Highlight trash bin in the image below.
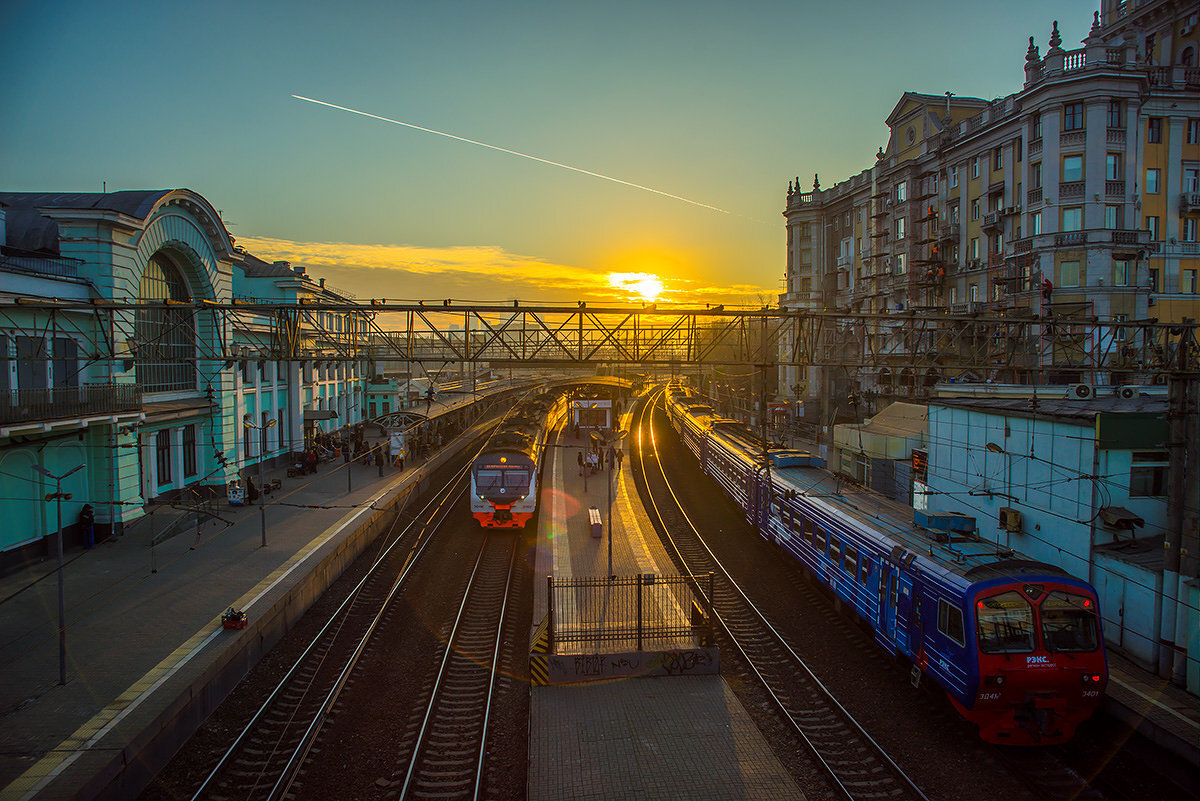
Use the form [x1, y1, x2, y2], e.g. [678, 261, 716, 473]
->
[589, 506, 602, 538]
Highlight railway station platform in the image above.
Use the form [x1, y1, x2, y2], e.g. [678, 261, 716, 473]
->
[0, 392, 495, 801]
[527, 412, 805, 800]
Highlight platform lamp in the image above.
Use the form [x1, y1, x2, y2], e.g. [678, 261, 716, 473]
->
[32, 463, 83, 685]
[244, 414, 276, 548]
[591, 428, 629, 579]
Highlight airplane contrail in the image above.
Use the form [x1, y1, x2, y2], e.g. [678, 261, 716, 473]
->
[291, 94, 729, 215]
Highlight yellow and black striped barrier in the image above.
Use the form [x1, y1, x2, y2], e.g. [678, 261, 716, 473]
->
[530, 614, 550, 686]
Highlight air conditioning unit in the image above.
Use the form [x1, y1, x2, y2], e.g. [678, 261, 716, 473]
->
[999, 507, 1023, 533]
[1117, 386, 1138, 400]
[1068, 383, 1094, 399]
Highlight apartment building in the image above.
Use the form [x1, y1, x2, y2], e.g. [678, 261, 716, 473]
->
[781, 0, 1199, 407]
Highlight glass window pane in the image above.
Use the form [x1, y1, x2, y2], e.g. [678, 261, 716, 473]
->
[976, 591, 1035, 654]
[1040, 592, 1100, 652]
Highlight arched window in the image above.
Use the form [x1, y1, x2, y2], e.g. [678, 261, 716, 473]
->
[136, 252, 196, 392]
[1180, 46, 1195, 67]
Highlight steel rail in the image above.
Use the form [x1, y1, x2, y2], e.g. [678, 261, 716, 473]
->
[189, 458, 473, 801]
[399, 534, 518, 800]
[632, 388, 932, 801]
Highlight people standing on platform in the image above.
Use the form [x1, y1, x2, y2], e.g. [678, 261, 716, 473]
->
[616, 448, 624, 472]
[245, 473, 260, 503]
[577, 449, 584, 476]
[304, 449, 318, 474]
[79, 504, 95, 549]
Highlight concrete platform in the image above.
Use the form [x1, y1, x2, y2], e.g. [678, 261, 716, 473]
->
[528, 410, 804, 799]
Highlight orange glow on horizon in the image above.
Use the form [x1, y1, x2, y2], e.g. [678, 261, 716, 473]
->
[607, 272, 665, 302]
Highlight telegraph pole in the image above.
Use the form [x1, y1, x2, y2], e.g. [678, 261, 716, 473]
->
[1162, 320, 1197, 684]
[33, 463, 83, 685]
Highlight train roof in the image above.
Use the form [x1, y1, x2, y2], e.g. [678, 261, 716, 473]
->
[768, 463, 1059, 584]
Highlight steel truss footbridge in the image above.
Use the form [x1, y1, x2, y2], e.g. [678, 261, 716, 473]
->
[2, 299, 1196, 382]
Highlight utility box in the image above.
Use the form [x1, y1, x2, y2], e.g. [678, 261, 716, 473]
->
[588, 506, 602, 538]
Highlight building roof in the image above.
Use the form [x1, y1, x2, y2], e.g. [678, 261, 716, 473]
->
[933, 394, 1169, 423]
[857, 401, 928, 438]
[0, 191, 174, 255]
[240, 251, 301, 278]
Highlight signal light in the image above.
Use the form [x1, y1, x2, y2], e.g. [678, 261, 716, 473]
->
[1082, 673, 1102, 684]
[1083, 599, 1092, 607]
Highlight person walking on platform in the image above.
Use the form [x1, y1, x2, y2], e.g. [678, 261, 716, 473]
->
[79, 504, 95, 549]
[616, 448, 624, 472]
[577, 449, 584, 476]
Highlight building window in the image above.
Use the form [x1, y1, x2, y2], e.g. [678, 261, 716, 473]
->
[1107, 100, 1122, 129]
[53, 338, 79, 389]
[1033, 114, 1043, 139]
[1015, 137, 1023, 162]
[261, 410, 271, 454]
[1060, 261, 1080, 287]
[1104, 205, 1121, 229]
[1130, 452, 1167, 496]
[993, 147, 1003, 171]
[1149, 268, 1159, 292]
[1062, 155, 1083, 183]
[969, 283, 979, 303]
[1062, 207, 1083, 231]
[243, 421, 252, 461]
[970, 238, 980, 259]
[895, 217, 906, 239]
[949, 285, 958, 305]
[1185, 167, 1199, 193]
[895, 253, 906, 274]
[1114, 313, 1128, 340]
[277, 408, 287, 452]
[156, 429, 172, 487]
[1032, 211, 1042, 235]
[1185, 217, 1199, 243]
[971, 198, 980, 220]
[992, 234, 1003, 253]
[183, 424, 197, 478]
[1147, 117, 1162, 144]
[1113, 260, 1129, 286]
[1106, 153, 1122, 180]
[1145, 215, 1159, 240]
[1063, 102, 1084, 131]
[949, 166, 958, 188]
[896, 182, 907, 202]
[136, 252, 195, 394]
[16, 336, 49, 390]
[1184, 269, 1199, 294]
[1189, 120, 1199, 145]
[972, 159, 980, 179]
[1031, 162, 1042, 188]
[1145, 168, 1160, 193]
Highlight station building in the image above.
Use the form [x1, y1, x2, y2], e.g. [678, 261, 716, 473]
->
[780, 0, 1199, 407]
[0, 189, 367, 569]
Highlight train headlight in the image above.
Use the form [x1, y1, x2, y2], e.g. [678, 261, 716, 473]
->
[984, 675, 1005, 687]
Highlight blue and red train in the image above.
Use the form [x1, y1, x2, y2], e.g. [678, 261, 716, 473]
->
[663, 385, 1107, 745]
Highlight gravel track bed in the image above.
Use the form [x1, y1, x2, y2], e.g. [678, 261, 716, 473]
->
[140, 449, 534, 801]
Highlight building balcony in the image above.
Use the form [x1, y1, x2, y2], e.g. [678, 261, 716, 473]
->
[1010, 228, 1150, 254]
[1181, 192, 1200, 214]
[1106, 128, 1126, 145]
[1060, 130, 1086, 148]
[938, 223, 960, 242]
[1027, 187, 1043, 206]
[1106, 180, 1126, 198]
[982, 212, 1004, 232]
[0, 383, 142, 426]
[1060, 181, 1085, 199]
[1029, 138, 1043, 158]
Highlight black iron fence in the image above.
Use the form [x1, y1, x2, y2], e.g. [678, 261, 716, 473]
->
[547, 573, 713, 654]
[0, 383, 142, 425]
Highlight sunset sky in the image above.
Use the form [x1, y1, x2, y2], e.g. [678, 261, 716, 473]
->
[1, 0, 1092, 305]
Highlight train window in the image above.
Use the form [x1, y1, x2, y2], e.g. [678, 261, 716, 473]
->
[844, 546, 858, 578]
[811, 525, 826, 553]
[976, 591, 1035, 654]
[829, 535, 841, 564]
[801, 517, 816, 546]
[476, 470, 503, 492]
[503, 470, 531, 488]
[790, 515, 805, 541]
[937, 599, 966, 646]
[861, 557, 873, 581]
[1040, 592, 1100, 652]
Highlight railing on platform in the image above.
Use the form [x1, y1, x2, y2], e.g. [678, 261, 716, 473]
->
[546, 573, 713, 654]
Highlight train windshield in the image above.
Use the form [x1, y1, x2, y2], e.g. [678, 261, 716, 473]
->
[1040, 591, 1101, 652]
[475, 469, 531, 494]
[976, 591, 1036, 654]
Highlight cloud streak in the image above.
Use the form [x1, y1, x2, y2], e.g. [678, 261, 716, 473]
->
[237, 235, 774, 307]
[291, 94, 730, 215]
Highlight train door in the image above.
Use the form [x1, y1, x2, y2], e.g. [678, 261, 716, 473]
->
[894, 572, 913, 654]
[881, 564, 898, 644]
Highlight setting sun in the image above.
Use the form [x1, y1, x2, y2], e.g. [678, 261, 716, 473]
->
[607, 272, 664, 302]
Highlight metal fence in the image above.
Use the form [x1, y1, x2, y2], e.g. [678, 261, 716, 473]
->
[547, 573, 713, 654]
[0, 383, 142, 425]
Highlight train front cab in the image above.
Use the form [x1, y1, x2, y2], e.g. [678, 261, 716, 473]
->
[470, 453, 537, 528]
[955, 580, 1107, 745]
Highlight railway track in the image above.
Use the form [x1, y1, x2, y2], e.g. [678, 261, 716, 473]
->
[395, 533, 519, 800]
[189, 465, 468, 801]
[629, 389, 930, 801]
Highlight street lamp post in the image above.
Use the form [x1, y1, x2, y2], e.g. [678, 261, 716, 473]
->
[32, 463, 84, 685]
[592, 428, 628, 579]
[244, 415, 276, 548]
